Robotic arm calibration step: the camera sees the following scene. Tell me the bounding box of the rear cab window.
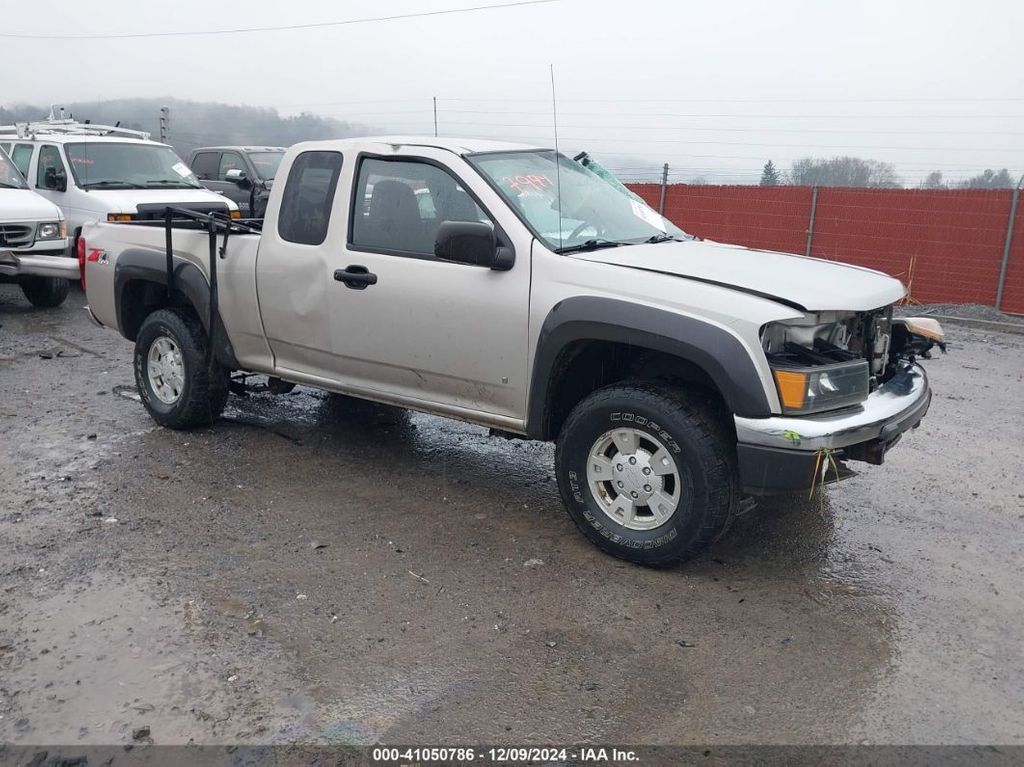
[277,151,344,245]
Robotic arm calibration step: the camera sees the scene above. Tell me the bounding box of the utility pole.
[159,105,169,143]
[658,163,669,215]
[804,185,819,258]
[433,97,438,138]
[995,173,1024,310]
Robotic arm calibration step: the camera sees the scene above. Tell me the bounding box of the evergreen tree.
[760,160,781,186]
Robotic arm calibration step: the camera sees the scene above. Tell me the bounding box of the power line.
[437,109,1024,119]
[435,132,1023,152]
[0,0,559,40]
[437,96,1024,104]
[394,119,1024,136]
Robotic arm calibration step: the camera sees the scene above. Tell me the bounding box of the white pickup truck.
[80,137,943,566]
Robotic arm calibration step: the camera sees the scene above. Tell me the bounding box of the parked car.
[0,146,76,307]
[79,137,943,566]
[0,117,240,253]
[186,146,285,218]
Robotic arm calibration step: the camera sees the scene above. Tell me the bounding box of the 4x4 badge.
[86,248,109,265]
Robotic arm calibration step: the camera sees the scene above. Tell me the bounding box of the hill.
[0,98,364,156]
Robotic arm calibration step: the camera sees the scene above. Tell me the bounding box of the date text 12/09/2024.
[372,747,640,762]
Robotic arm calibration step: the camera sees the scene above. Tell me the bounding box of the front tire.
[134,308,229,429]
[20,276,70,308]
[555,383,738,567]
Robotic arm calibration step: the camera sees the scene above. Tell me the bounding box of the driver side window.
[350,157,492,258]
[36,145,66,189]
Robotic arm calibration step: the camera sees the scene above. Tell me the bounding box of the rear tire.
[134,308,229,429]
[20,276,70,308]
[555,382,738,567]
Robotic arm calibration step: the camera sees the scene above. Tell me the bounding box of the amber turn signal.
[773,369,808,411]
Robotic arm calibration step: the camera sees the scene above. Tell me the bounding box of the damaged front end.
[733,305,944,494]
[761,306,945,408]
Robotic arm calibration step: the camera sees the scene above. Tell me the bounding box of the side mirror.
[434,220,512,270]
[43,167,66,192]
[225,168,250,188]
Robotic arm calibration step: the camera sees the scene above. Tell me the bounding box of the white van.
[0,146,75,307]
[0,118,239,250]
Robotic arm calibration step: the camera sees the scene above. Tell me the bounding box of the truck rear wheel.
[134,308,229,429]
[20,276,70,308]
[555,382,738,567]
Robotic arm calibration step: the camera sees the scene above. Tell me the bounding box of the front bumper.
[0,247,79,281]
[735,364,932,494]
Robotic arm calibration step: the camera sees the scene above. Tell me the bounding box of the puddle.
[0,576,300,745]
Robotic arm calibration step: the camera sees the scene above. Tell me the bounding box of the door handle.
[334,265,378,290]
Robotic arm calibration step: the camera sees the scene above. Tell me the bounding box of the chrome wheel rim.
[586,427,682,530]
[147,335,185,405]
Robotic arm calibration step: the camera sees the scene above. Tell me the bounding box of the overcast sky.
[3,0,1022,184]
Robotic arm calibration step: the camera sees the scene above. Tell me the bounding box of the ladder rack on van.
[0,119,152,141]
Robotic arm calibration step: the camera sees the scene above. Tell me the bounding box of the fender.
[526,297,771,439]
[114,248,240,370]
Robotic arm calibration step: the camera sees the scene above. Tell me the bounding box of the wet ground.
[1,286,1022,747]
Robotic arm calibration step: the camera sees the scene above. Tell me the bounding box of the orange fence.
[626,183,1024,314]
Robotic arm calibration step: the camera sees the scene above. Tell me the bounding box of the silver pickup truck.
[80,137,943,566]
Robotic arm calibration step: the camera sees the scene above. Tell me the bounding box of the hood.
[87,188,239,213]
[573,239,905,312]
[0,188,63,221]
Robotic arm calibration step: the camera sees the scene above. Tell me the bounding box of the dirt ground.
[1,286,1022,748]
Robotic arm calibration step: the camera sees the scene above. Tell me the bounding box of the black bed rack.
[128,206,261,366]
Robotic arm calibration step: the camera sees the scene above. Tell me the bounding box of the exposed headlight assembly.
[36,221,66,240]
[772,360,870,415]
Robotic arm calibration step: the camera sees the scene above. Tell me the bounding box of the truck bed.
[82,217,264,368]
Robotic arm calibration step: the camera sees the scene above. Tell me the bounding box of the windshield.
[0,149,28,189]
[65,142,203,190]
[468,150,689,252]
[249,151,284,181]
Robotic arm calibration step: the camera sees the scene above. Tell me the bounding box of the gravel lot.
[1,286,1022,747]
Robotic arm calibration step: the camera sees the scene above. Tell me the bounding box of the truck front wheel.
[20,276,70,308]
[134,308,229,429]
[555,383,739,567]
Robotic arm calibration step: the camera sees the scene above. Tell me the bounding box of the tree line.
[0,98,362,156]
[759,158,1019,189]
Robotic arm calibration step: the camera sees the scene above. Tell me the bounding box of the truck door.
[255,149,347,381]
[336,150,530,421]
[255,147,532,424]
